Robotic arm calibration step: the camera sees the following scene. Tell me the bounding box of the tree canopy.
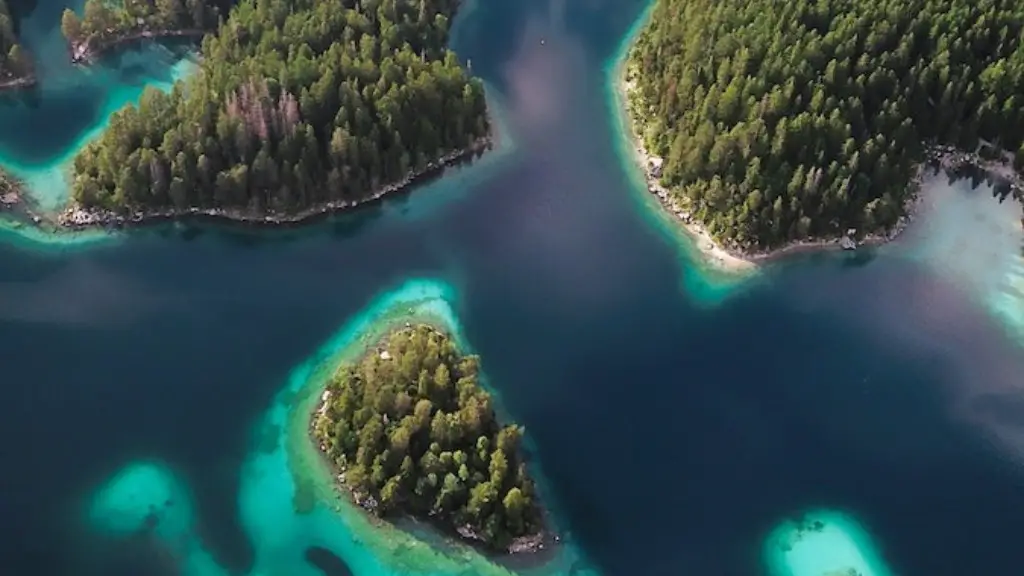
[628,0,1024,250]
[0,0,31,80]
[313,325,542,549]
[70,0,488,215]
[61,0,221,52]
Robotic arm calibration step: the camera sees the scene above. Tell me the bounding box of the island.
[0,0,35,90]
[60,0,218,64]
[311,324,546,554]
[623,0,1024,267]
[59,0,490,228]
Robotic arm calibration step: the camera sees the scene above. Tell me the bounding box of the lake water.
[0,0,196,210]
[2,0,1024,575]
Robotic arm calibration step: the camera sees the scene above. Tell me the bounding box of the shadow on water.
[943,162,1023,203]
[99,40,197,86]
[839,250,878,269]
[304,546,354,576]
[147,204,386,248]
[4,0,39,27]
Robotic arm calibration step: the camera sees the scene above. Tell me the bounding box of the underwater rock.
[303,546,354,576]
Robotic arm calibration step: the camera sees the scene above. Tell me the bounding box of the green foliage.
[0,0,31,79]
[62,0,219,46]
[314,325,541,549]
[628,0,1024,249]
[69,0,488,214]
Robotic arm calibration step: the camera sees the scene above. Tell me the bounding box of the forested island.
[625,0,1024,256]
[60,0,489,227]
[60,0,219,63]
[0,0,34,89]
[312,324,547,554]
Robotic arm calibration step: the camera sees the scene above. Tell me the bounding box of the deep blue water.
[2,0,1024,575]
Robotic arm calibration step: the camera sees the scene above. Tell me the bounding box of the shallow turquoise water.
[3,0,1024,575]
[0,0,196,210]
[85,278,596,576]
[764,510,893,576]
[2,51,196,210]
[890,172,1024,345]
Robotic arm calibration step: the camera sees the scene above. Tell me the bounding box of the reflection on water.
[893,170,1024,343]
[894,173,1024,465]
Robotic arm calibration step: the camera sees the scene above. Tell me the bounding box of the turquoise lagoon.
[1,0,198,210]
[0,50,195,210]
[3,0,1024,575]
[0,0,197,249]
[85,278,596,576]
[764,510,893,576]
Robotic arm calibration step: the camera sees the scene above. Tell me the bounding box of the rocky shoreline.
[308,323,557,558]
[311,396,557,558]
[57,137,492,230]
[619,63,1023,272]
[0,171,44,224]
[69,28,205,64]
[0,74,37,92]
[453,519,558,556]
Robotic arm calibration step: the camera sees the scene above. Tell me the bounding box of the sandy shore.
[616,61,1023,273]
[617,71,754,273]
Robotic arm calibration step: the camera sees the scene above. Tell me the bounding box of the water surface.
[0,0,195,210]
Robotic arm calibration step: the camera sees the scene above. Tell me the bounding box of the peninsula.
[58,0,490,228]
[60,0,217,64]
[0,0,35,90]
[312,324,546,554]
[623,0,1024,269]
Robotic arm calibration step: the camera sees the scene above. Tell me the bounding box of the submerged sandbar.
[764,509,895,576]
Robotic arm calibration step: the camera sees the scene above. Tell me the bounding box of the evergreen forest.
[314,325,542,549]
[60,0,221,55]
[628,0,1024,249]
[69,0,488,214]
[0,0,31,81]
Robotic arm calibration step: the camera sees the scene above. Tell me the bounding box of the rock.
[648,156,664,178]
[507,532,547,554]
